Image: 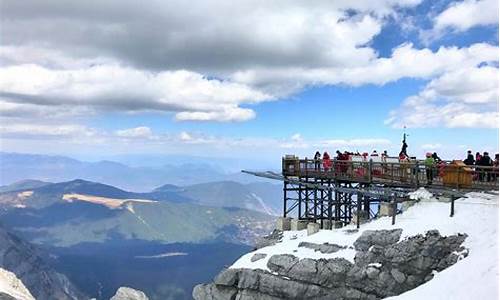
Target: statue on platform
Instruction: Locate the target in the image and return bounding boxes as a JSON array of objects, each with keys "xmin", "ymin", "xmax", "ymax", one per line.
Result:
[{"xmin": 399, "ymin": 127, "xmax": 409, "ymax": 160}]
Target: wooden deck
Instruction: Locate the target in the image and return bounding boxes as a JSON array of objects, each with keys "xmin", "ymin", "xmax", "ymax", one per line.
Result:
[{"xmin": 283, "ymin": 158, "xmax": 499, "ymax": 192}]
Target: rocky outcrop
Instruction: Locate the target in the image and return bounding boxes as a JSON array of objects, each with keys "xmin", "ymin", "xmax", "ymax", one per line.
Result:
[
  {"xmin": 0, "ymin": 267, "xmax": 35, "ymax": 300},
  {"xmin": 0, "ymin": 224, "xmax": 86, "ymax": 300},
  {"xmin": 110, "ymin": 287, "xmax": 149, "ymax": 300},
  {"xmin": 298, "ymin": 241, "xmax": 347, "ymax": 253},
  {"xmin": 254, "ymin": 229, "xmax": 283, "ymax": 250},
  {"xmin": 194, "ymin": 229, "xmax": 468, "ymax": 300}
]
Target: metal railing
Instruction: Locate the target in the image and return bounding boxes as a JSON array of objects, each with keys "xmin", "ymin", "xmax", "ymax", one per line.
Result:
[{"xmin": 283, "ymin": 157, "xmax": 499, "ymax": 190}]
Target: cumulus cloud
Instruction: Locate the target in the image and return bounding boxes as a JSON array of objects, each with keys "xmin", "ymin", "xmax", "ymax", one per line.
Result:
[
  {"xmin": 0, "ymin": 0, "xmax": 421, "ymax": 72},
  {"xmin": 434, "ymin": 0, "xmax": 498, "ymax": 32},
  {"xmin": 0, "ymin": 0, "xmax": 497, "ymax": 132},
  {"xmin": 386, "ymin": 66, "xmax": 499, "ymax": 128},
  {"xmin": 232, "ymin": 42, "xmax": 499, "ymax": 92},
  {"xmin": 0, "ymin": 64, "xmax": 272, "ymax": 122}
]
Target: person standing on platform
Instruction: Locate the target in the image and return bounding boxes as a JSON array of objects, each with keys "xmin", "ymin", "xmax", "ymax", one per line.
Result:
[
  {"xmin": 424, "ymin": 152, "xmax": 435, "ymax": 185},
  {"xmin": 463, "ymin": 150, "xmax": 475, "ymax": 166},
  {"xmin": 323, "ymin": 151, "xmax": 332, "ymax": 171},
  {"xmin": 477, "ymin": 152, "xmax": 493, "ymax": 181},
  {"xmin": 314, "ymin": 151, "xmax": 321, "ymax": 171}
]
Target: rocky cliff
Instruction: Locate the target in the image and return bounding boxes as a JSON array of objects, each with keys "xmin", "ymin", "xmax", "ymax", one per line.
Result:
[
  {"xmin": 193, "ymin": 228, "xmax": 467, "ymax": 300},
  {"xmin": 0, "ymin": 224, "xmax": 86, "ymax": 300}
]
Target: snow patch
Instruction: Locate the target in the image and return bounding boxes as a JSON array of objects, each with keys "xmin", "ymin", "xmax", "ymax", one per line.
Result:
[
  {"xmin": 230, "ymin": 192, "xmax": 498, "ymax": 299},
  {"xmin": 0, "ymin": 267, "xmax": 35, "ymax": 300}
]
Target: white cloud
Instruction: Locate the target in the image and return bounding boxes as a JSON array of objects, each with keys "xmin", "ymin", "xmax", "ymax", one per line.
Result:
[
  {"xmin": 0, "ymin": 123, "xmax": 96, "ymax": 139},
  {"xmin": 386, "ymin": 66, "xmax": 499, "ymax": 128},
  {"xmin": 0, "ymin": 0, "xmax": 497, "ymax": 132},
  {"xmin": 434, "ymin": 0, "xmax": 498, "ymax": 32},
  {"xmin": 0, "ymin": 64, "xmax": 272, "ymax": 122},
  {"xmin": 115, "ymin": 126, "xmax": 153, "ymax": 139},
  {"xmin": 231, "ymin": 43, "xmax": 498, "ymax": 94}
]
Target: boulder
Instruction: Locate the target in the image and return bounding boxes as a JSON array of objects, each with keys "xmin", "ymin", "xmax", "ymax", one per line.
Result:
[
  {"xmin": 353, "ymin": 229, "xmax": 403, "ymax": 251},
  {"xmin": 250, "ymin": 253, "xmax": 267, "ymax": 262},
  {"xmin": 110, "ymin": 287, "xmax": 148, "ymax": 300},
  {"xmin": 298, "ymin": 242, "xmax": 346, "ymax": 254}
]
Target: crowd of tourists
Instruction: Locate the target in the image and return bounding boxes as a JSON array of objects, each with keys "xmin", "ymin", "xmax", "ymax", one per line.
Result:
[{"xmin": 310, "ymin": 149, "xmax": 499, "ymax": 185}]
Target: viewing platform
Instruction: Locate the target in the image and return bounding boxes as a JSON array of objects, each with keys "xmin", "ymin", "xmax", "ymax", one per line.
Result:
[
  {"xmin": 282, "ymin": 155, "xmax": 499, "ymax": 191},
  {"xmin": 244, "ymin": 154, "xmax": 498, "ymax": 229}
]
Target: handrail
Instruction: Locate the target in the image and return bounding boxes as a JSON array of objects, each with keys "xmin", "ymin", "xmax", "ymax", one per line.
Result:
[{"xmin": 283, "ymin": 157, "xmax": 499, "ymax": 190}]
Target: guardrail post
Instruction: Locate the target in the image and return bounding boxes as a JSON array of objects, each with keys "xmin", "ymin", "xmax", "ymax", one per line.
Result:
[
  {"xmin": 450, "ymin": 197, "xmax": 455, "ymax": 217},
  {"xmin": 368, "ymin": 159, "xmax": 373, "ymax": 183},
  {"xmin": 391, "ymin": 197, "xmax": 397, "ymax": 225},
  {"xmin": 356, "ymin": 192, "xmax": 361, "ymax": 229}
]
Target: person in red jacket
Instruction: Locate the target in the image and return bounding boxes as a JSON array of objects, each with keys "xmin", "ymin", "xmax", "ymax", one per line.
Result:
[{"xmin": 323, "ymin": 152, "xmax": 332, "ymax": 171}]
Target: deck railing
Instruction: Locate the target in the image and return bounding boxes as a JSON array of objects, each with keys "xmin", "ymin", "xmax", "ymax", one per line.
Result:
[{"xmin": 282, "ymin": 157, "xmax": 499, "ymax": 190}]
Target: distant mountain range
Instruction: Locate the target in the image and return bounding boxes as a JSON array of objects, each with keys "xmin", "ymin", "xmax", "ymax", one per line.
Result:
[
  {"xmin": 0, "ymin": 179, "xmax": 277, "ymax": 247},
  {"xmin": 0, "ymin": 152, "xmax": 277, "ymax": 191},
  {"xmin": 0, "ymin": 177, "xmax": 280, "ymax": 299}
]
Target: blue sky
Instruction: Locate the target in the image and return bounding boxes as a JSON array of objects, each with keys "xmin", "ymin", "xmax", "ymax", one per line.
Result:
[{"xmin": 0, "ymin": 0, "xmax": 498, "ymax": 164}]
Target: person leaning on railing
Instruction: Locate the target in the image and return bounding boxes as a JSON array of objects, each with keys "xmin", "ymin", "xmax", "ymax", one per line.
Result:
[
  {"xmin": 424, "ymin": 152, "xmax": 435, "ymax": 185},
  {"xmin": 477, "ymin": 152, "xmax": 493, "ymax": 182}
]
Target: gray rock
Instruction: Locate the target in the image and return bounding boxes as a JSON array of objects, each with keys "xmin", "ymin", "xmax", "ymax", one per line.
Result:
[
  {"xmin": 110, "ymin": 287, "xmax": 148, "ymax": 300},
  {"xmin": 266, "ymin": 254, "xmax": 298, "ymax": 274},
  {"xmin": 193, "ymin": 284, "xmax": 237, "ymax": 300},
  {"xmin": 214, "ymin": 268, "xmax": 239, "ymax": 286},
  {"xmin": 390, "ymin": 269, "xmax": 406, "ymax": 284},
  {"xmin": 365, "ymin": 266, "xmax": 380, "ymax": 279},
  {"xmin": 251, "ymin": 253, "xmax": 267, "ymax": 262},
  {"xmin": 196, "ymin": 229, "xmax": 468, "ymax": 300},
  {"xmin": 298, "ymin": 242, "xmax": 346, "ymax": 253},
  {"xmin": 0, "ymin": 293, "xmax": 18, "ymax": 300},
  {"xmin": 353, "ymin": 229, "xmax": 403, "ymax": 251},
  {"xmin": 254, "ymin": 230, "xmax": 283, "ymax": 250}
]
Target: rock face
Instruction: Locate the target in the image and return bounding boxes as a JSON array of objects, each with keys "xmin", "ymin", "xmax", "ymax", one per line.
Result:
[
  {"xmin": 298, "ymin": 241, "xmax": 346, "ymax": 254},
  {"xmin": 254, "ymin": 229, "xmax": 283, "ymax": 250},
  {"xmin": 193, "ymin": 229, "xmax": 468, "ymax": 300},
  {"xmin": 110, "ymin": 287, "xmax": 149, "ymax": 300},
  {"xmin": 0, "ymin": 225, "xmax": 86, "ymax": 300}
]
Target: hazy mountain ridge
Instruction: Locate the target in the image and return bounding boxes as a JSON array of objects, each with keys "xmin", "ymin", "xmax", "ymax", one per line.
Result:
[
  {"xmin": 0, "ymin": 152, "xmax": 276, "ymax": 191},
  {"xmin": 0, "ymin": 179, "xmax": 275, "ymax": 247}
]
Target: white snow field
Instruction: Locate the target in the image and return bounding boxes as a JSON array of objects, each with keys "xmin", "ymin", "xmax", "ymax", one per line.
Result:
[
  {"xmin": 0, "ymin": 268, "xmax": 35, "ymax": 300},
  {"xmin": 230, "ymin": 189, "xmax": 499, "ymax": 300}
]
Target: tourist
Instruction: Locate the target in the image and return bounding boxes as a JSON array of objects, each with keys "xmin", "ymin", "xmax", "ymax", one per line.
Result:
[
  {"xmin": 370, "ymin": 150, "xmax": 379, "ymax": 157},
  {"xmin": 424, "ymin": 152, "xmax": 435, "ymax": 185},
  {"xmin": 322, "ymin": 152, "xmax": 332, "ymax": 171},
  {"xmin": 463, "ymin": 150, "xmax": 475, "ymax": 166},
  {"xmin": 475, "ymin": 152, "xmax": 482, "ymax": 164},
  {"xmin": 336, "ymin": 150, "xmax": 343, "ymax": 160},
  {"xmin": 314, "ymin": 151, "xmax": 321, "ymax": 171},
  {"xmin": 432, "ymin": 152, "xmax": 442, "ymax": 162},
  {"xmin": 477, "ymin": 152, "xmax": 493, "ymax": 181}
]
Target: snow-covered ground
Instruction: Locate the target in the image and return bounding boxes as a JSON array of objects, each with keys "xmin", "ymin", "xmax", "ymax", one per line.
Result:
[
  {"xmin": 0, "ymin": 268, "xmax": 34, "ymax": 300},
  {"xmin": 230, "ymin": 189, "xmax": 499, "ymax": 299}
]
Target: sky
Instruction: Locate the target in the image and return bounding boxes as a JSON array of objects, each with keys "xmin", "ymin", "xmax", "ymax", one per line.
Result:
[{"xmin": 0, "ymin": 0, "xmax": 498, "ymax": 164}]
